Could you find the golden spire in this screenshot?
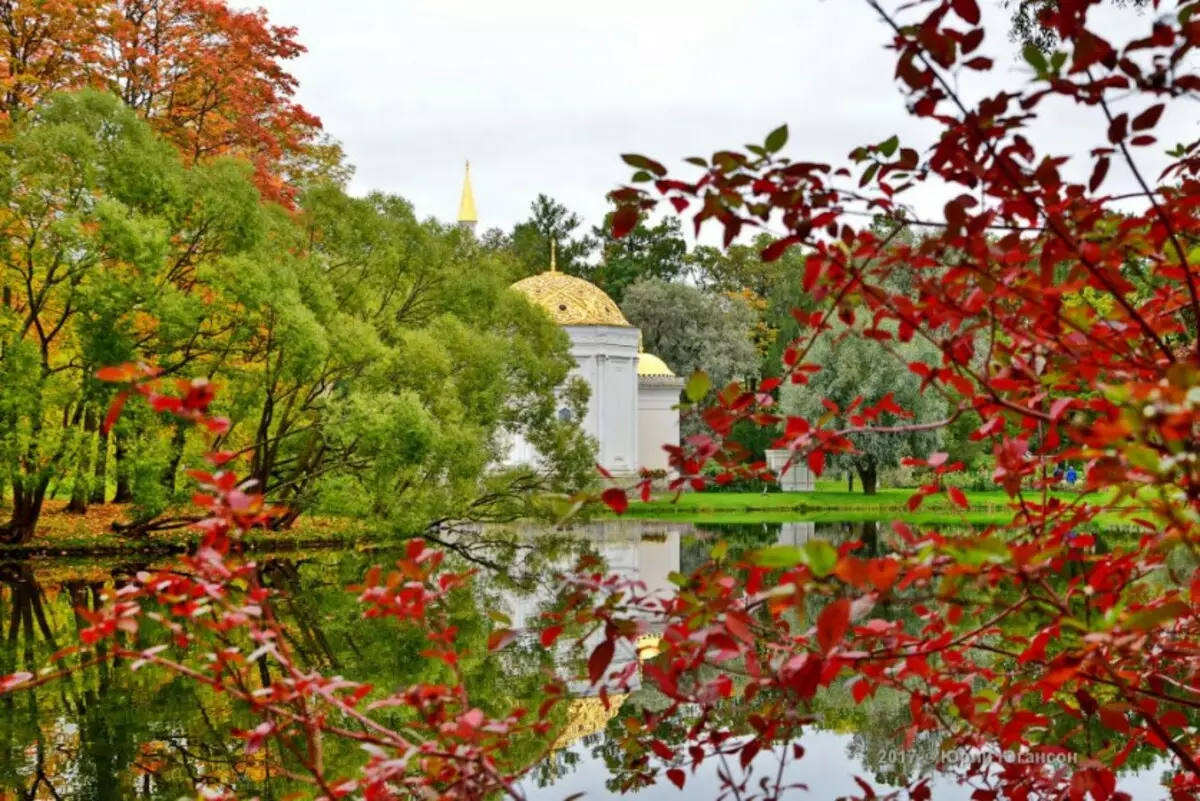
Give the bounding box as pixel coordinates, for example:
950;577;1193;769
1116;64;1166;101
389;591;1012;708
457;160;477;229
550;239;558;272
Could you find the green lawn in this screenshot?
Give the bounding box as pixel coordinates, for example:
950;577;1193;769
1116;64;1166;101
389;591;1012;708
618;480;1106;520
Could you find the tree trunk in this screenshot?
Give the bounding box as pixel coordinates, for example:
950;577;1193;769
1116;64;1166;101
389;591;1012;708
856;457;878;496
164;423;188;493
90;426;109;504
859;520;880;556
113;433;133;503
846;472;854;493
0;479;50;544
67;407;97;515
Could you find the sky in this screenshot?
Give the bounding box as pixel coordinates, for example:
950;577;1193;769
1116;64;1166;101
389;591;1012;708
253;0;1191;240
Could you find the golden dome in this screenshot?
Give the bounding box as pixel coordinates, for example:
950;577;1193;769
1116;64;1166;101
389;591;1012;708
637;352;674;377
511;271;632;328
553;695;629;751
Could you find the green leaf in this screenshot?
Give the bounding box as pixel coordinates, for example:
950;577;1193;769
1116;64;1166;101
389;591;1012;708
803;540;838;577
685;370;711;403
631;170;654;183
879;135;899;158
1124;600;1188;632
1050;51;1067;73
1022;43;1048;74
749;545;804;569
748;540;838;577
711;540;729;561
765;124;789;154
621;153;667;177
685;156;709;168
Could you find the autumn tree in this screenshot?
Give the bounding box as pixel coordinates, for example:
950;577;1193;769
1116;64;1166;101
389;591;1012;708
0;0;341;204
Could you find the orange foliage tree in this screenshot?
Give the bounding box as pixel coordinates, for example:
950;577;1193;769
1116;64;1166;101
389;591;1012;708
0;0;340;204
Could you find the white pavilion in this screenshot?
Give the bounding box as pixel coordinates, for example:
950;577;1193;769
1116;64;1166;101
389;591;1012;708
456;162;683;479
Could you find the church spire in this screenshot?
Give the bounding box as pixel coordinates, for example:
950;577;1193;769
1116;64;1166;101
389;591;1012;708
457;160;477;231
549;238;557;272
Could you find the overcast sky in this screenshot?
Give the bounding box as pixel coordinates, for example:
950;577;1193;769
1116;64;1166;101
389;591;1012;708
254;0;1187;239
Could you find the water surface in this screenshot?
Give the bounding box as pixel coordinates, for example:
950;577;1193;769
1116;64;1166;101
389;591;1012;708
0;520;1171;799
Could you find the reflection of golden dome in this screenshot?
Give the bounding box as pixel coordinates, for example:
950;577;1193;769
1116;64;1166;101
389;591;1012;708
554;695;629;751
511;271;632;328
637;634;661;660
637;352;675;377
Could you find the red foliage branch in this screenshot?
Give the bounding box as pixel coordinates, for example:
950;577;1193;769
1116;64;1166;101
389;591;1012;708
4;2;1200;800
8;364;568;800
580;0;1200;798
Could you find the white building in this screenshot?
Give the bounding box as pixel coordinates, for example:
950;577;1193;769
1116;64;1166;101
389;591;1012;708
459;164;684;478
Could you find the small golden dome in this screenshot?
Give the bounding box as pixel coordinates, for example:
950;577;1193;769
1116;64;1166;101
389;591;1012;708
637;352;675;377
511;271;632;328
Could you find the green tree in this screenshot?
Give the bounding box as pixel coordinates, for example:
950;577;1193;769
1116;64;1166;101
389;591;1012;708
620;279;759;390
1004;0;1149;50
509;195;596;278
581;213;688;304
779;328;947;494
0;91;199;541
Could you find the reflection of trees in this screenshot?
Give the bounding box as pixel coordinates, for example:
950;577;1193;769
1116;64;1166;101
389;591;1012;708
0;562;71;800
0;562;260;799
0;524;1171;798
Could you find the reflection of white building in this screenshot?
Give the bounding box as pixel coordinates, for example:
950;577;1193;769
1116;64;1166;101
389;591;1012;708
777;521;816;545
457;165;684;478
488;522;685;749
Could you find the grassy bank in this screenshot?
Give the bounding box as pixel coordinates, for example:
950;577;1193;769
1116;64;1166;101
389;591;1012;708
0;501;375;559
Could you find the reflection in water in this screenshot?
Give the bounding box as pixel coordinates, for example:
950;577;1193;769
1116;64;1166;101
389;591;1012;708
0;520;1175;799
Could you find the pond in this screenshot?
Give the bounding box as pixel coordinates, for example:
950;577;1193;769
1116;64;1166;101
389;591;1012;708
0;520;1173;799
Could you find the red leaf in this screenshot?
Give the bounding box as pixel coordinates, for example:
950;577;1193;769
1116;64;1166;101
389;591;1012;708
667;768;686;789
803;256;821;292
951;0;981;25
1107;112;1128;144
851;678;871;703
1089;156;1110;192
601;488;628;514
101;390;130;435
817;598;851;654
867;558;900;591
762;236;799;263
611;205;639;239
96;365;137;383
540;626;563;647
488;629;516;652
588;640;615;684
927;452;948;468
807;448;826;477
1098;704;1130;734
948;486;969;509
651;740;674;760
1050;397;1073;420
1131;103;1164;131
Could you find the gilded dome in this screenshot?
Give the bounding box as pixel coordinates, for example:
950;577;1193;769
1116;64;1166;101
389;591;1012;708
511;271;632;328
637;352;675;377
553;695;629;751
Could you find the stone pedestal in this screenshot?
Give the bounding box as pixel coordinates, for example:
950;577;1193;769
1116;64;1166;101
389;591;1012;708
765;449;815;492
